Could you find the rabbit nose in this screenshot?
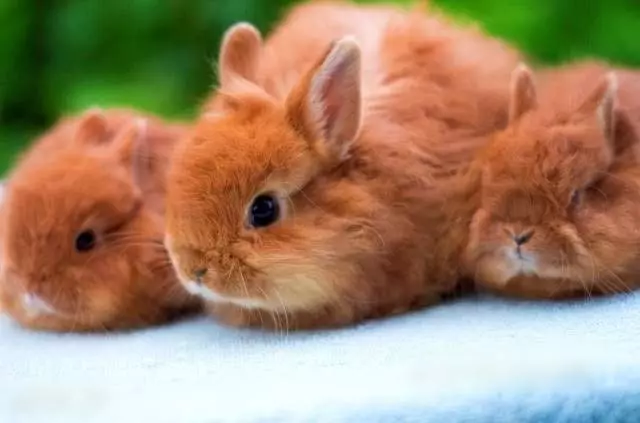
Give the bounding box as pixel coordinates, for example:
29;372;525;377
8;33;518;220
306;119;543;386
193;268;207;282
513;230;534;246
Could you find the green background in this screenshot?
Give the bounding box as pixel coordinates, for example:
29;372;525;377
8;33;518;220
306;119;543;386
1;0;638;172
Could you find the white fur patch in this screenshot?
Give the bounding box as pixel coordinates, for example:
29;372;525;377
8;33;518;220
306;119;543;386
22;293;57;317
164;237;188;282
182;280;269;310
504;249;539;276
166;236;272;310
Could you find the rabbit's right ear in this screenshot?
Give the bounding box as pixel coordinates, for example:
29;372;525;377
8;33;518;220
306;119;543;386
218;22;263;88
577;72;617;144
74;108;109;145
285;37;362;164
508;64;538;123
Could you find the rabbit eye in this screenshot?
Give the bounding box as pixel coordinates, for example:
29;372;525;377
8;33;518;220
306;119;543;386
249;194;280;228
570;189;582;207
75;230;97;252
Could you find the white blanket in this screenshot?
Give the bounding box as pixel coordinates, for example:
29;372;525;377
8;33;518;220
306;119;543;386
2;293;640;423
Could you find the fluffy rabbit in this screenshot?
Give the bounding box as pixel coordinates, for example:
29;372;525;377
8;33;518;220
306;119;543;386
166;1;521;329
466;62;640;299
0;109;199;332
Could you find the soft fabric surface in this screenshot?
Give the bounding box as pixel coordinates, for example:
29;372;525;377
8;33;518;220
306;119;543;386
2;292;640;423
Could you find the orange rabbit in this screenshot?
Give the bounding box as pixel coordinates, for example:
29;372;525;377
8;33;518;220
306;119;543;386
0;109;200;332
466;62;640;299
166;1;521;330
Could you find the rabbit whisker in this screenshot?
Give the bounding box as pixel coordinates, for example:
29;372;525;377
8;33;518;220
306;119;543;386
601;171;627;185
591;186;609;202
299;188;327;214
256;307;265;329
70;285;83;332
237;266;251;301
601;267;631;294
273;287;290;337
256;285;280;334
578;274;592;300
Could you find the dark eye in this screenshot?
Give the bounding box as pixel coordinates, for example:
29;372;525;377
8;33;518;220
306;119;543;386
249;194;280;228
570;189;582;207
75;230;97;252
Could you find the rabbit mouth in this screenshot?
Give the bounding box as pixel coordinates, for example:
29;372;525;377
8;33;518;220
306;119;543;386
504;248;538;276
20;293;59;318
2;274;63;318
181;279;270;310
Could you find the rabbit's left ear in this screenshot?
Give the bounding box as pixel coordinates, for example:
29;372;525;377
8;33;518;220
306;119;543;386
111;119;151;186
74;108;110;146
0;181;6;205
217;22;263;89
508;63;538;123
578;72;617;143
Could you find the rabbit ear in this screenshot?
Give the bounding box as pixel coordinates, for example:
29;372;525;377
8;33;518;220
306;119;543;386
508;64;538;123
286;37;362;163
74;107;109;145
0;181;6;206
577;72;617;142
218;22;263;89
111;119;150;185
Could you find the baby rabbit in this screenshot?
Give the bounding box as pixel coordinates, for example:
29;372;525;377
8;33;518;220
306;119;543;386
0;109;199;332
165;1;521;330
466;62;640;299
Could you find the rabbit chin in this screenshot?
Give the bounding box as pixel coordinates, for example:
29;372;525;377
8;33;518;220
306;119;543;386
1;291;66;330
476;247;567;287
180;269;336;313
1;275;63;319
20;292;60;318
181;280;271;310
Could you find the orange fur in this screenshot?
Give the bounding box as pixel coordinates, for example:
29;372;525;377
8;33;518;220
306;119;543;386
167;1;521;330
0;109;200;332
204;1;406;112
466;61;640;299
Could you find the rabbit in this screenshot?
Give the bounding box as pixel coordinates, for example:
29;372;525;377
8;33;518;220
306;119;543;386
0;108;200;332
465;61;640;300
165;2;521;330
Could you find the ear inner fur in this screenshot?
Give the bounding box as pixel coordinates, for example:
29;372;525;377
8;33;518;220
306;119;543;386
508;64;538;123
218;22;263;89
597;72;618;143
285;37;362;164
112;119;151;187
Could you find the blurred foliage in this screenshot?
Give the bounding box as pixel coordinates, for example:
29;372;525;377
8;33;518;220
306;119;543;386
0;0;639;171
